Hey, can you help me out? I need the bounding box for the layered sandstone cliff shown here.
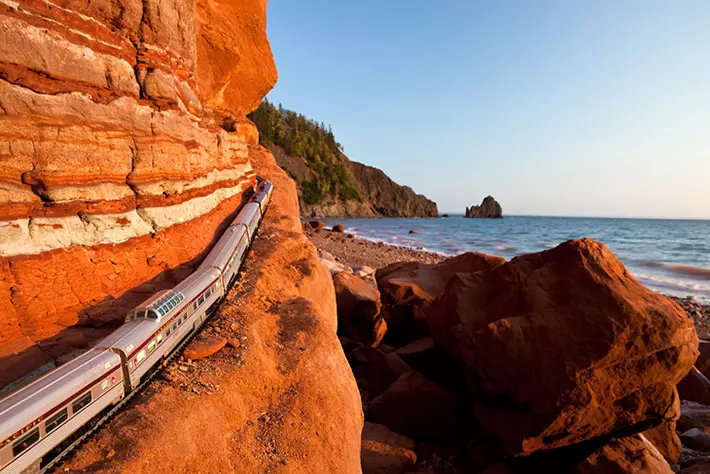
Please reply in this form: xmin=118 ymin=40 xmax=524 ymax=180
xmin=0 ymin=0 xmax=276 ymax=387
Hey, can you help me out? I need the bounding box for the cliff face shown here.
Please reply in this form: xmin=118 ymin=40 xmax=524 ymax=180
xmin=196 ymin=0 xmax=277 ymax=117
xmin=63 ymin=148 xmax=364 ymax=473
xmin=348 ymin=160 xmax=439 ymax=218
xmin=268 ymin=143 xmax=438 ymax=218
xmin=0 ymin=0 xmax=276 ymax=386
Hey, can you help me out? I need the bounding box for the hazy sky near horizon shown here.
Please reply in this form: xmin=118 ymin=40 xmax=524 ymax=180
xmin=265 ymin=1 xmax=710 ymax=219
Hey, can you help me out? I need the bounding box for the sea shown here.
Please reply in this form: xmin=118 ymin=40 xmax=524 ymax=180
xmin=320 ymin=215 xmax=710 ymax=304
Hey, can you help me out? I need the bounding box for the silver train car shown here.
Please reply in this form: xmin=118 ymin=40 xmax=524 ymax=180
xmin=0 ymin=350 xmax=123 ymax=474
xmin=0 ymin=180 xmax=273 ymax=473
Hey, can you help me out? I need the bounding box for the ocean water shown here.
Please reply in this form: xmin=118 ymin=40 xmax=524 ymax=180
xmin=321 ymin=215 xmax=710 ymax=304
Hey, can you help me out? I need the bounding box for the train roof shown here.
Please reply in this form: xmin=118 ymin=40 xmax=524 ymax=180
xmin=231 ymin=202 xmax=260 ymax=228
xmin=198 ymin=226 xmax=248 ymax=273
xmin=126 ymin=289 xmax=185 ymax=323
xmin=256 ymin=179 xmax=273 ymax=194
xmin=0 ymin=349 xmax=120 ymax=444
xmin=174 ymin=266 xmax=222 ymax=304
xmin=95 ymin=318 xmax=161 ymax=357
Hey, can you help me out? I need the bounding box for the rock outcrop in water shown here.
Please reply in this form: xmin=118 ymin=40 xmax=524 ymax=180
xmin=0 ymin=0 xmax=276 ymax=386
xmin=465 ymin=196 xmax=503 ymax=218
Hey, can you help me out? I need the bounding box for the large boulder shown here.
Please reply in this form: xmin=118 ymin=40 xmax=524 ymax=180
xmin=680 ymin=428 xmax=710 ymax=452
xmin=643 ymin=421 xmax=682 ymax=464
xmin=678 ymin=367 xmax=710 ymax=405
xmin=366 ymin=370 xmax=468 ymax=442
xmin=376 ymin=252 xmax=505 ymax=345
xmin=678 ymin=401 xmax=710 ymax=433
xmin=694 ymin=340 xmax=710 ymax=379
xmin=361 ymin=422 xmax=417 ymax=474
xmin=395 ymin=337 xmax=464 ymax=390
xmin=426 ymin=239 xmax=698 ymax=456
xmin=576 ymin=434 xmax=673 ymax=474
xmin=346 ymin=346 xmax=411 ymax=397
xmin=334 ymin=272 xmax=387 ymax=347
xmin=308 ymin=220 xmax=325 ymax=232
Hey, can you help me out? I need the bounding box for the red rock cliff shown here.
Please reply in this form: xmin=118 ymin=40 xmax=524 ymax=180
xmin=0 ymin=0 xmax=277 ymax=387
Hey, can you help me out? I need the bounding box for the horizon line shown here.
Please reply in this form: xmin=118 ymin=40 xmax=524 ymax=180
xmin=436 ymin=213 xmax=710 ymax=222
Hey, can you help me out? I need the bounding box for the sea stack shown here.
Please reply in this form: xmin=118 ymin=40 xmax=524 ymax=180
xmin=465 ymin=196 xmax=503 ymax=218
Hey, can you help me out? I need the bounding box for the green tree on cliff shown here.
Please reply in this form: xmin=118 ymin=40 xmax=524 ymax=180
xmin=248 ymin=99 xmax=361 ymax=205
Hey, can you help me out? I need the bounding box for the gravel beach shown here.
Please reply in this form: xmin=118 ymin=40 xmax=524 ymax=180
xmin=307 ymin=228 xmax=446 ymax=269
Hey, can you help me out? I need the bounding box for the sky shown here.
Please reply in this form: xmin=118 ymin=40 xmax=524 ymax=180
xmin=264 ymin=1 xmax=710 ymax=219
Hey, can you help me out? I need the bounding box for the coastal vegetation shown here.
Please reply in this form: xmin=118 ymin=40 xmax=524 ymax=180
xmin=248 ymin=100 xmax=361 ymax=205
xmin=249 ymin=100 xmax=438 ymax=218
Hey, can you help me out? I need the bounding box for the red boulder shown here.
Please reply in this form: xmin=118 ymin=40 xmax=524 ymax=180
xmin=184 ymin=335 xmax=227 ymax=360
xmin=308 ymin=220 xmax=325 ymax=232
xmin=334 ymin=272 xmax=386 ymax=347
xmin=366 ymin=370 xmax=467 ymax=442
xmin=643 ymin=421 xmax=682 ymax=464
xmin=678 ymin=367 xmax=710 ymax=405
xmin=426 ymin=239 xmax=698 ymax=455
xmin=576 ymin=434 xmax=673 ymax=474
xmin=376 ymin=252 xmax=505 ymax=344
xmin=361 ymin=422 xmax=417 ymax=474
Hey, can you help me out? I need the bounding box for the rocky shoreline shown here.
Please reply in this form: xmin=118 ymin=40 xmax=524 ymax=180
xmin=308 ymin=225 xmax=710 ymax=474
xmin=309 ymin=227 xmax=710 ymax=328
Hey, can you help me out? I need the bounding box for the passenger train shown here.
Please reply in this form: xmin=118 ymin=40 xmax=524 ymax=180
xmin=0 ymin=179 xmax=274 ymax=474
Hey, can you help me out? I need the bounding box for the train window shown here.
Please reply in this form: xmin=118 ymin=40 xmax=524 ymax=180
xmin=101 ymin=379 xmax=109 ymax=390
xmin=72 ymin=391 xmax=92 ymax=414
xmin=148 ymin=341 xmax=157 ymax=354
xmin=148 ymin=310 xmax=159 ymax=320
xmin=45 ymin=407 xmax=68 ymax=434
xmin=136 ymin=350 xmax=146 ymax=364
xmin=157 ymin=334 xmax=164 ymax=345
xmin=193 ymin=302 xmax=198 ymax=311
xmin=198 ymin=295 xmax=204 ymax=306
xmin=166 ymin=327 xmax=171 ymax=336
xmin=167 ymin=301 xmax=174 ymax=310
xmin=172 ymin=323 xmax=177 ymax=331
xmin=12 ymin=428 xmax=39 ymax=457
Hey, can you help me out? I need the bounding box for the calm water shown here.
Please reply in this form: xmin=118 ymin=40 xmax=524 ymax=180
xmin=322 ymin=215 xmax=710 ymax=304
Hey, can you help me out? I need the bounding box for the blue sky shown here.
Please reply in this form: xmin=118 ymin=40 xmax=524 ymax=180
xmin=265 ymin=1 xmax=710 ymax=219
